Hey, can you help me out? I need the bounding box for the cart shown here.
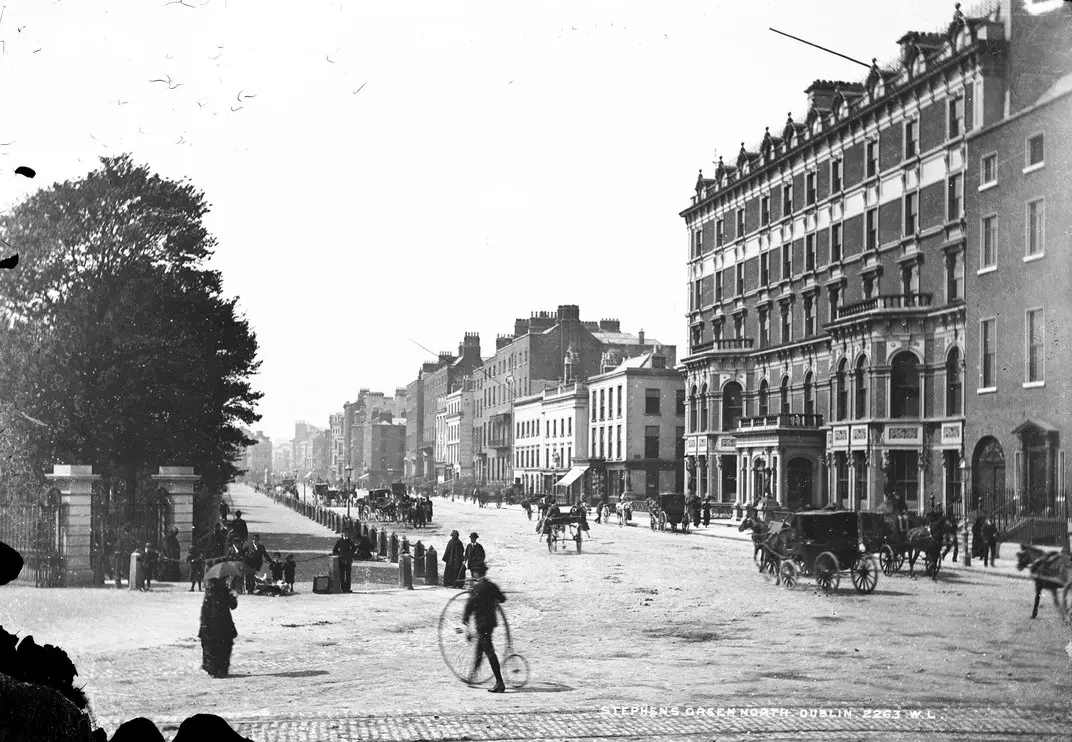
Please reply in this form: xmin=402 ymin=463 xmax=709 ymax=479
xmin=771 ymin=510 xmax=879 ymax=594
xmin=649 ymin=493 xmax=690 ymax=533
xmin=538 ymin=513 xmax=587 ymax=553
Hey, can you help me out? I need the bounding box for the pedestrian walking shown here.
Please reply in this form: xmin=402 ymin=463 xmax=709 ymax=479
xmin=462 ymin=561 xmax=506 ymax=693
xmin=332 ymin=533 xmax=356 ymax=592
xmin=283 ymin=555 xmax=296 ymax=590
xmin=688 ymin=495 xmax=701 ymax=528
xmin=187 ymin=546 xmax=205 ymax=592
xmin=464 ymin=532 xmax=486 ymax=576
xmin=982 ymin=515 xmax=999 ymax=567
xmin=443 ymin=530 xmax=466 ymax=588
xmin=198 ymin=577 xmax=238 ymax=678
xmin=218 ymin=500 xmax=230 ymax=524
xmin=162 ymin=527 xmax=182 ymax=582
xmin=142 ymin=543 xmax=159 ymax=591
xmin=972 ymin=512 xmax=987 ymax=562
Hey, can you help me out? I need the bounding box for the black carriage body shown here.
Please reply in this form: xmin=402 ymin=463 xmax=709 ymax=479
xmin=787 ymin=511 xmax=863 ymax=569
xmin=657 ymin=494 xmax=688 ymax=525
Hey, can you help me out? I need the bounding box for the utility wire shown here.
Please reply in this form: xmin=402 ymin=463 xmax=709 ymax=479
xmin=769 ymin=27 xmax=871 ymax=69
xmin=409 ymin=338 xmax=519 ymax=401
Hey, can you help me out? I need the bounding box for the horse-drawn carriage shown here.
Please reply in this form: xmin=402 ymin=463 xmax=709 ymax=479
xmin=872 ymin=511 xmax=954 ymax=579
xmin=354 ymin=488 xmax=395 ymax=521
xmin=313 ymin=483 xmax=344 ymax=507
xmin=761 ymin=510 xmax=880 ymax=594
xmin=647 ymin=493 xmax=690 ymax=533
xmin=537 ymin=507 xmax=588 ymax=553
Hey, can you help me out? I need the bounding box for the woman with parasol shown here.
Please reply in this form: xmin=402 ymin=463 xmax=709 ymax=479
xmin=199 ymin=562 xmax=241 ymax=677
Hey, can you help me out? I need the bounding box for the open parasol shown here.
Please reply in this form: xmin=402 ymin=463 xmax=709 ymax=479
xmin=204 ymin=560 xmax=246 ymax=581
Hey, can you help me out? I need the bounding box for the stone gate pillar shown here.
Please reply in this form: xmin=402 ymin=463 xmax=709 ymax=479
xmin=151 ymin=466 xmax=200 ymax=579
xmin=45 ymin=465 xmax=100 ymax=587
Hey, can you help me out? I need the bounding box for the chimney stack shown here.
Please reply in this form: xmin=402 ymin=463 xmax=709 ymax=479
xmin=638 ymin=329 xmax=645 ymax=345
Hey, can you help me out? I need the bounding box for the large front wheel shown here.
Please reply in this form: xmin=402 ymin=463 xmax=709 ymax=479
xmin=438 ymin=591 xmax=512 ymax=685
xmin=815 ymin=552 xmax=841 ymax=593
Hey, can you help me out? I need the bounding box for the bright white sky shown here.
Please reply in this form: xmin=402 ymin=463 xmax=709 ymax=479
xmin=0 ymin=0 xmax=962 ymax=443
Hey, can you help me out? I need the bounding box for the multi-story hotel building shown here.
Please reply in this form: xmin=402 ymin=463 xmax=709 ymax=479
xmin=680 ymin=4 xmax=1010 ymax=514
xmin=964 ymin=0 xmax=1072 ymax=528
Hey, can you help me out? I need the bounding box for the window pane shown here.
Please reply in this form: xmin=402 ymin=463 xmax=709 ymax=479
xmin=981 ymin=215 xmax=996 ymax=267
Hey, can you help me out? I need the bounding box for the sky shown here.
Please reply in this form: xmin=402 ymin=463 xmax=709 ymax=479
xmin=0 ymin=0 xmax=968 ymax=443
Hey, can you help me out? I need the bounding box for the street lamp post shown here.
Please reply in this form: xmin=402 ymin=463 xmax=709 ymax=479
xmin=345 ymin=464 xmax=354 ymax=519
xmin=961 ymin=458 xmax=970 ymax=566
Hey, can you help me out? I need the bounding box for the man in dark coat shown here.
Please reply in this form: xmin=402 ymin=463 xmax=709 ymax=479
xmin=199 ymin=578 xmax=238 ymax=678
xmin=142 ymin=542 xmax=159 ymax=591
xmin=442 ymin=530 xmax=465 ymax=588
xmin=971 ymin=512 xmax=987 ymax=560
xmin=218 ymin=500 xmax=230 ymax=523
xmin=462 ymin=561 xmax=506 ymax=693
xmin=981 ymin=515 xmax=999 ymax=567
xmin=465 ymin=532 xmax=486 ymax=573
xmin=702 ymin=497 xmax=712 ymax=527
xmin=332 ymin=534 xmax=357 ymax=592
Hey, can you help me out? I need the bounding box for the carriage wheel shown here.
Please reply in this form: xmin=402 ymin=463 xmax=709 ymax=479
xmin=360 ymin=505 xmax=371 ymax=521
xmin=496 ymin=501 xmax=502 ymax=509
xmin=503 ymin=653 xmax=530 ymax=689
xmin=815 ymin=552 xmax=841 ymax=593
xmin=779 ymin=560 xmax=799 ymax=588
xmin=879 ymin=545 xmax=898 ymax=576
xmin=657 ymin=512 xmax=667 ymax=531
xmin=851 ymin=555 xmax=879 ymax=594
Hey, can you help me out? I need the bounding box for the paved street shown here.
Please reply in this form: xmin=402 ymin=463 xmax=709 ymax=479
xmin=3 ymin=484 xmax=1070 ymax=740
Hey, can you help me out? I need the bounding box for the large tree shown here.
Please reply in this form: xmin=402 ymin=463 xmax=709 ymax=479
xmin=0 ymin=155 xmax=261 ymax=500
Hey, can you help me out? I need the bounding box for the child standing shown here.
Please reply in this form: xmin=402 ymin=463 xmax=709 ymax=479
xmin=142 ymin=542 xmax=159 ymax=591
xmin=283 ymin=554 xmax=296 ymax=590
xmin=269 ymin=552 xmax=285 ymax=583
xmin=187 ymin=546 xmax=205 ymax=592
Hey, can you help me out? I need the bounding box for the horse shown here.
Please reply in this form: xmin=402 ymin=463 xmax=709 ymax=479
xmin=904 ymin=517 xmax=952 ymax=579
xmin=738 ymin=516 xmax=769 ymax=567
xmin=1015 ymin=545 xmax=1072 ymax=623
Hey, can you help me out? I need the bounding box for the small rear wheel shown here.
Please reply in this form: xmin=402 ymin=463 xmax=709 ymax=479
xmin=815 ymin=551 xmax=841 ymax=593
xmin=649 ymin=513 xmax=657 ymax=531
xmin=879 ymin=545 xmax=898 ymax=576
xmin=851 ymin=555 xmax=879 ymax=594
xmin=503 ymin=653 xmax=530 ymax=689
xmin=657 ymin=512 xmax=667 ymax=531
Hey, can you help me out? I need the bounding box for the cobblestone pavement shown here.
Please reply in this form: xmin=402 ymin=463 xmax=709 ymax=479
xmin=145 ymin=706 xmax=1071 ymax=741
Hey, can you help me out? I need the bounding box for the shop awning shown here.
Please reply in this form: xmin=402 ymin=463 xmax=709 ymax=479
xmin=553 ymin=465 xmax=589 ymax=489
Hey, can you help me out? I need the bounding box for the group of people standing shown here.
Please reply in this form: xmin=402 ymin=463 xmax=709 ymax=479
xmin=441 ymin=531 xmax=486 ymax=588
xmin=972 ymin=512 xmax=1000 ymax=566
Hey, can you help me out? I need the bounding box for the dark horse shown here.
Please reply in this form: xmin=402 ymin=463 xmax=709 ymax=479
xmin=1015 ymin=545 xmax=1071 ymax=623
xmin=904 ymin=517 xmax=953 ymax=579
xmin=738 ymin=516 xmax=769 ymax=568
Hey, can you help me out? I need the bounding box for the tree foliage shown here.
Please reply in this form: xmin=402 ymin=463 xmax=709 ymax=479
xmin=0 ymin=155 xmax=261 ymax=498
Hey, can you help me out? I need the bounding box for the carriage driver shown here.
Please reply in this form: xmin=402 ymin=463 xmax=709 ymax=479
xmin=462 ymin=561 xmax=507 ymax=693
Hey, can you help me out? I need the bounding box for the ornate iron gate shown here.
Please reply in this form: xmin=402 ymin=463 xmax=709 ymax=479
xmin=0 ymin=496 xmax=64 ymax=587
xmin=91 ymin=484 xmax=171 ymax=584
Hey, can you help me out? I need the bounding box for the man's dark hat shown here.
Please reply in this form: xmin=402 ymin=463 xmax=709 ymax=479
xmin=470 ymin=532 xmax=478 ymax=539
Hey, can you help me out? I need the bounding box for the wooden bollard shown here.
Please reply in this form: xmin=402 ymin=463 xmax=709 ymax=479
xmin=399 ymin=553 xmax=413 ymax=590
xmin=369 ymin=527 xmax=378 ymax=551
xmin=424 ymin=546 xmax=438 ymax=586
xmin=378 ymin=530 xmax=388 ymax=557
xmin=389 ymin=533 xmax=399 ymax=563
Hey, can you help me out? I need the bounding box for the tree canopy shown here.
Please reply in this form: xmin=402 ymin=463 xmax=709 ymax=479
xmin=0 ymin=155 xmax=262 ymax=498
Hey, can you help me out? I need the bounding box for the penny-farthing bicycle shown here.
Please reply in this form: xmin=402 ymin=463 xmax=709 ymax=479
xmin=438 ymin=590 xmax=530 ymax=688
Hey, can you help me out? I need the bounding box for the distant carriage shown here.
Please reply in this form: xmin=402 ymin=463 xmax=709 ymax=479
xmin=648 ymin=493 xmax=689 ymax=533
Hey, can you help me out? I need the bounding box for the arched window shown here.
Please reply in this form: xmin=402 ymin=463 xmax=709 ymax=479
xmin=946 ymin=347 xmax=962 ymax=416
xmin=854 ymin=356 xmax=868 ymax=419
xmin=803 ymin=372 xmax=814 ymax=417
xmin=758 ymin=380 xmax=769 ymax=417
xmin=689 ymin=385 xmax=698 ymax=433
xmin=835 ymin=359 xmax=848 ymax=421
xmin=699 ymin=384 xmax=709 ymax=432
xmin=722 ymin=382 xmax=743 ymax=431
xmin=890 ymin=352 xmax=921 ymax=418
xmin=780 ymin=376 xmax=791 ymax=415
